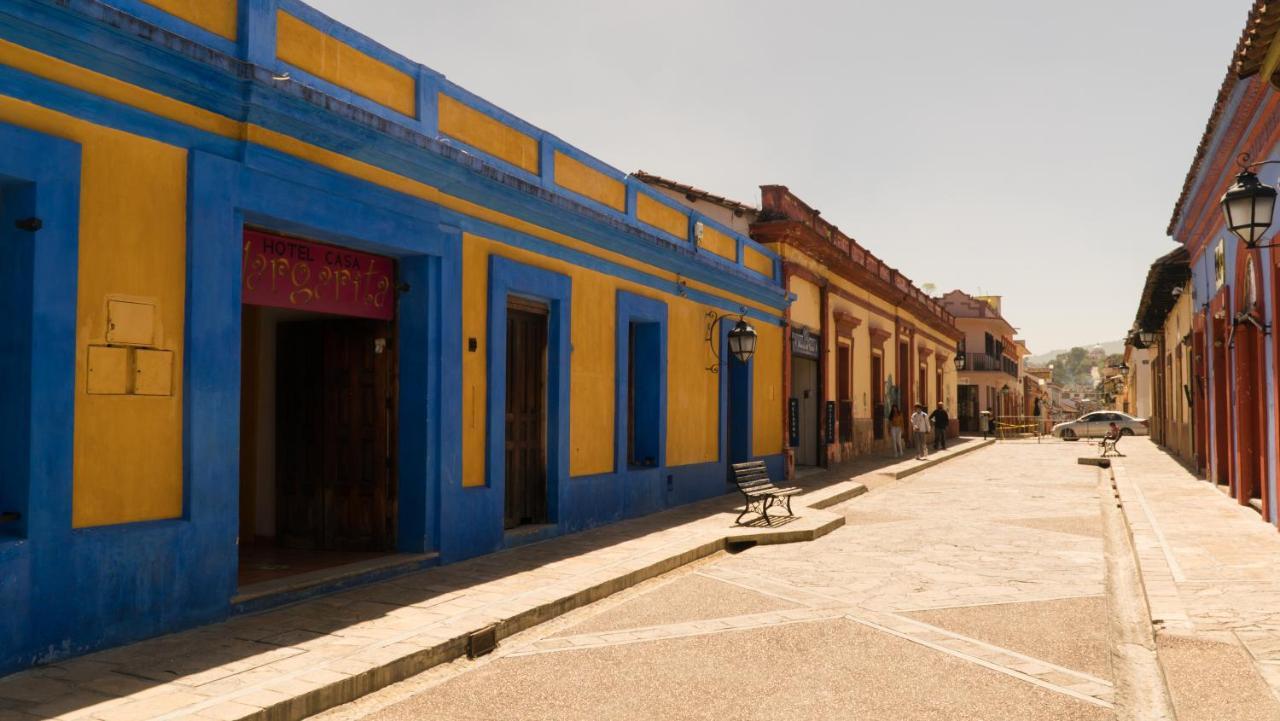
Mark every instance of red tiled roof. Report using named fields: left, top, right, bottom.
left=633, top=171, right=757, bottom=215
left=1169, top=0, right=1280, bottom=234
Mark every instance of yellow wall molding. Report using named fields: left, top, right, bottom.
left=553, top=151, right=625, bottom=211
left=276, top=10, right=416, bottom=117
left=635, top=193, right=688, bottom=239
left=142, top=0, right=238, bottom=41
left=438, top=95, right=540, bottom=174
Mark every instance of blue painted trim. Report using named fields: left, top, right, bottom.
left=0, top=122, right=80, bottom=674
left=614, top=291, right=669, bottom=474
left=486, top=255, right=573, bottom=512
left=271, top=63, right=418, bottom=124
left=718, top=317, right=755, bottom=466
left=276, top=0, right=419, bottom=75
left=0, top=3, right=790, bottom=312
left=99, top=0, right=239, bottom=56
left=237, top=0, right=276, bottom=66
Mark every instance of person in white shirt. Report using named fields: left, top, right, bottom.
left=910, top=404, right=931, bottom=461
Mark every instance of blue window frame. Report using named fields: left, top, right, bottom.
left=0, top=124, right=80, bottom=542
left=615, top=291, right=667, bottom=473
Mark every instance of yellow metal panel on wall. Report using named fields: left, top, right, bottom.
left=0, top=100, right=194, bottom=528
left=86, top=346, right=130, bottom=395
left=698, top=225, right=736, bottom=262
left=275, top=11, right=416, bottom=117
left=141, top=0, right=238, bottom=40
left=635, top=193, right=687, bottom=239
left=438, top=95, right=539, bottom=174
left=743, top=246, right=773, bottom=276
left=753, top=323, right=783, bottom=455
left=105, top=298, right=156, bottom=346
left=553, top=152, right=625, bottom=211
left=134, top=349, right=174, bottom=397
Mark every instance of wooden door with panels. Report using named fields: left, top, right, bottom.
left=504, top=298, right=549, bottom=529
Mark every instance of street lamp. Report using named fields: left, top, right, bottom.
left=1118, top=362, right=1130, bottom=377
left=953, top=353, right=965, bottom=371
left=705, top=310, right=757, bottom=372
left=1220, top=154, right=1280, bottom=248
left=726, top=318, right=757, bottom=363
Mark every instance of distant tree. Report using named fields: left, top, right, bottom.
left=922, top=282, right=937, bottom=296
left=1051, top=347, right=1093, bottom=388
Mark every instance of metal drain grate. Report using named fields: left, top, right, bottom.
left=467, top=624, right=498, bottom=658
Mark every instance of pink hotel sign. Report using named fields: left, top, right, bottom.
left=241, top=229, right=396, bottom=320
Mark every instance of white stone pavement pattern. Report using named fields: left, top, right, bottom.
left=0, top=439, right=992, bottom=721
left=318, top=443, right=1135, bottom=720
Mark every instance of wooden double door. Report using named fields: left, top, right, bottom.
left=276, top=318, right=396, bottom=551
left=504, top=303, right=549, bottom=529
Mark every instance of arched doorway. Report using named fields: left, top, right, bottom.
left=1210, top=290, right=1233, bottom=490
left=1232, top=253, right=1268, bottom=519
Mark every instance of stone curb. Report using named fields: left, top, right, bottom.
left=891, top=438, right=996, bottom=479
left=196, top=496, right=858, bottom=721
left=158, top=442, right=991, bottom=721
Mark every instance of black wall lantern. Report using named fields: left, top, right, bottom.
left=705, top=309, right=757, bottom=372
left=953, top=353, right=965, bottom=371
left=1221, top=154, right=1280, bottom=249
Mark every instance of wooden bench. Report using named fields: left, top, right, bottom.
left=1100, top=432, right=1123, bottom=458
left=730, top=461, right=802, bottom=525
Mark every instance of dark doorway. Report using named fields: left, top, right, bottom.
left=837, top=344, right=853, bottom=444
left=872, top=353, right=884, bottom=440
left=274, top=318, right=394, bottom=551
left=727, top=355, right=752, bottom=467
left=792, top=356, right=819, bottom=466
left=958, top=385, right=979, bottom=432
left=898, top=341, right=911, bottom=433
left=505, top=300, right=549, bottom=529
left=238, top=306, right=397, bottom=588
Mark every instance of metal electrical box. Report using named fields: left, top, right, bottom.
left=134, top=349, right=173, bottom=396
left=105, top=299, right=156, bottom=346
left=86, top=346, right=129, bottom=395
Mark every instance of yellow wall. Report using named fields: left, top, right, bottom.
left=744, top=246, right=773, bottom=276
left=0, top=98, right=187, bottom=528
left=460, top=233, right=785, bottom=483
left=438, top=95, right=539, bottom=174
left=554, top=152, right=625, bottom=211
left=142, top=0, right=238, bottom=41
left=789, top=275, right=821, bottom=330
left=276, top=11, right=416, bottom=117
left=636, top=193, right=688, bottom=239
left=699, top=224, right=736, bottom=261
left=753, top=323, right=783, bottom=454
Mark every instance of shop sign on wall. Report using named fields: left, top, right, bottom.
left=242, top=229, right=395, bottom=320
left=791, top=327, right=820, bottom=359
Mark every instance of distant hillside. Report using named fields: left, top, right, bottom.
left=1027, top=339, right=1125, bottom=367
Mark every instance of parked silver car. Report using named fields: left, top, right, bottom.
left=1052, top=411, right=1149, bottom=440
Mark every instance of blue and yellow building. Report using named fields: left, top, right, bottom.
left=0, top=0, right=788, bottom=672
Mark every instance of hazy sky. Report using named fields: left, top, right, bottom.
left=308, top=0, right=1245, bottom=354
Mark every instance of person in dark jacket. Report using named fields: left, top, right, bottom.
left=929, top=402, right=950, bottom=451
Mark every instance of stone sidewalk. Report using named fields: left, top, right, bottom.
left=1111, top=439, right=1280, bottom=719
left=0, top=438, right=991, bottom=721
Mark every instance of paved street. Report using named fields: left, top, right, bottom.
left=317, top=442, right=1125, bottom=721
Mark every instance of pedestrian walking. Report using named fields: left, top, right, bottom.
left=910, top=404, right=931, bottom=460
left=929, top=402, right=949, bottom=451
left=980, top=410, right=991, bottom=440
left=888, top=404, right=904, bottom=457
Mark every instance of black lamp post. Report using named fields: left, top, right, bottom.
left=1220, top=154, right=1280, bottom=249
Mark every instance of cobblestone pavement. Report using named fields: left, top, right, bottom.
left=322, top=442, right=1125, bottom=720
left=0, top=438, right=991, bottom=721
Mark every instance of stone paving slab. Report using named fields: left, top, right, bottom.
left=0, top=438, right=989, bottom=721
left=1111, top=439, right=1280, bottom=715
